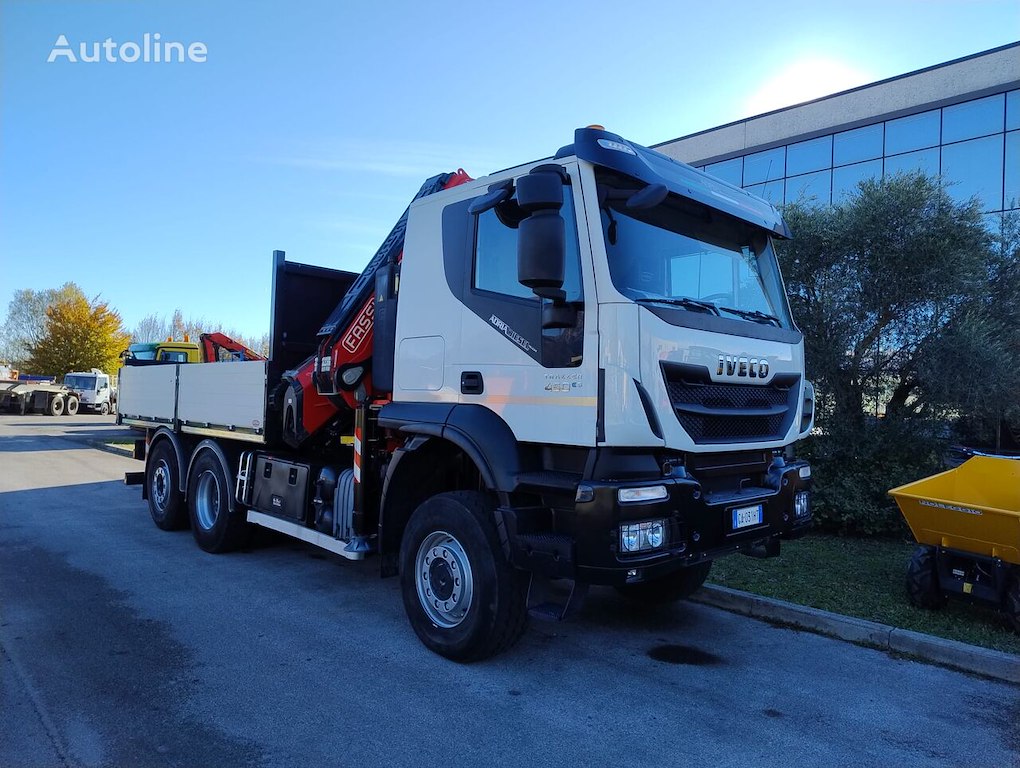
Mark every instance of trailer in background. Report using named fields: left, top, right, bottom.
left=0, top=379, right=78, bottom=416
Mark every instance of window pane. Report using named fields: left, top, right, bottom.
left=834, top=124, right=883, bottom=166
left=475, top=210, right=533, bottom=300
left=705, top=157, right=742, bottom=186
left=941, top=134, right=1005, bottom=212
left=1006, top=131, right=1020, bottom=210
left=787, top=135, right=832, bottom=175
left=1008, top=90, right=1020, bottom=132
left=942, top=94, right=1005, bottom=144
left=785, top=170, right=831, bottom=206
left=832, top=159, right=882, bottom=202
left=744, top=179, right=784, bottom=206
left=884, top=148, right=939, bottom=177
left=475, top=194, right=582, bottom=300
left=743, top=147, right=785, bottom=185
left=885, top=110, right=940, bottom=155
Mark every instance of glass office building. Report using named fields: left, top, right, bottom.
left=657, top=43, right=1020, bottom=223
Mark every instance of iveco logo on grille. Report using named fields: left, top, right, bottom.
left=717, top=355, right=770, bottom=379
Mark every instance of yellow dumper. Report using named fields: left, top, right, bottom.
left=889, top=456, right=1020, bottom=632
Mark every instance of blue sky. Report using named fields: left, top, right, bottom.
left=1, top=0, right=1017, bottom=340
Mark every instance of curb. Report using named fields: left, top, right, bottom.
left=693, top=584, right=1020, bottom=685
left=87, top=440, right=134, bottom=458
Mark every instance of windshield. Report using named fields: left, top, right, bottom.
left=128, top=344, right=157, bottom=360
left=64, top=375, right=96, bottom=390
left=599, top=173, right=793, bottom=327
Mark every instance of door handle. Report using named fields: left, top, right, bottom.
left=460, top=371, right=484, bottom=395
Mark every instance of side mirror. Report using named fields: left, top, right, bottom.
left=517, top=170, right=567, bottom=299
left=627, top=183, right=668, bottom=210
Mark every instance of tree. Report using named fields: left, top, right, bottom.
left=130, top=309, right=270, bottom=359
left=25, top=291, right=131, bottom=377
left=0, top=284, right=82, bottom=366
left=776, top=172, right=1005, bottom=534
left=132, top=313, right=173, bottom=344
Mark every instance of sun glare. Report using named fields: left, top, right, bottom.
left=745, top=57, right=873, bottom=117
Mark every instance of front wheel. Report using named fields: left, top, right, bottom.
left=187, top=450, right=250, bottom=553
left=65, top=396, right=79, bottom=416
left=99, top=401, right=110, bottom=416
left=399, top=491, right=528, bottom=661
left=615, top=561, right=712, bottom=606
left=906, top=545, right=945, bottom=609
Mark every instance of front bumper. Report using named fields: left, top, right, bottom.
left=510, top=459, right=811, bottom=586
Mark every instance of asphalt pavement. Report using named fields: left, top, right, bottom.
left=1, top=414, right=1018, bottom=768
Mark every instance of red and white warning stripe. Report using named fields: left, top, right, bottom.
left=353, top=426, right=363, bottom=483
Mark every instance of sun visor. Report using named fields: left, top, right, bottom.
left=570, top=127, right=792, bottom=239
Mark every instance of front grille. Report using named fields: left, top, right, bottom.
left=662, top=362, right=800, bottom=444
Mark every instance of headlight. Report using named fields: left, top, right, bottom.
left=620, top=519, right=668, bottom=553
left=618, top=485, right=667, bottom=504
left=795, top=491, right=810, bottom=519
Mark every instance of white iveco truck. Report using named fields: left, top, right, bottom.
left=119, top=127, right=815, bottom=661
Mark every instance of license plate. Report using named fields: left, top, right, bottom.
left=732, top=504, right=763, bottom=530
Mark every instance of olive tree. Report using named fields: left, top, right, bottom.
left=776, top=173, right=1008, bottom=534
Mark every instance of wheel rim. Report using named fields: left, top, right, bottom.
left=152, top=459, right=171, bottom=512
left=415, top=530, right=474, bottom=629
left=194, top=470, right=220, bottom=530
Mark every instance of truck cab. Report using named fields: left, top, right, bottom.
left=123, top=340, right=203, bottom=364
left=381, top=127, right=813, bottom=585
left=63, top=368, right=116, bottom=415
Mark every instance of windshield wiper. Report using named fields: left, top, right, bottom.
left=634, top=297, right=720, bottom=316
left=718, top=306, right=782, bottom=326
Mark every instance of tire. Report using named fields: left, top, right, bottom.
left=399, top=491, right=529, bottom=661
left=1004, top=576, right=1020, bottom=634
left=187, top=450, right=250, bottom=553
left=48, top=395, right=65, bottom=416
left=146, top=440, right=188, bottom=531
left=99, top=401, right=110, bottom=416
left=615, top=561, right=713, bottom=606
left=65, top=396, right=79, bottom=416
left=906, top=545, right=945, bottom=609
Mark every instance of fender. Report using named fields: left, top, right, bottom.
left=185, top=438, right=238, bottom=513
left=378, top=402, right=524, bottom=492
left=376, top=403, right=528, bottom=571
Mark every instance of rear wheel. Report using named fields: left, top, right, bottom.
left=65, top=396, right=79, bottom=416
left=906, top=545, right=945, bottom=609
left=399, top=491, right=528, bottom=661
left=187, top=451, right=250, bottom=553
left=615, top=561, right=712, bottom=605
left=48, top=395, right=65, bottom=416
left=146, top=440, right=187, bottom=530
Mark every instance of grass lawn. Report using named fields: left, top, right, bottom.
left=708, top=534, right=1020, bottom=656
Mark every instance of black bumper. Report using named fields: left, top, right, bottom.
left=509, top=459, right=812, bottom=586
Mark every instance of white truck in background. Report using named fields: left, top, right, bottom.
left=119, top=127, right=815, bottom=661
left=64, top=368, right=117, bottom=415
